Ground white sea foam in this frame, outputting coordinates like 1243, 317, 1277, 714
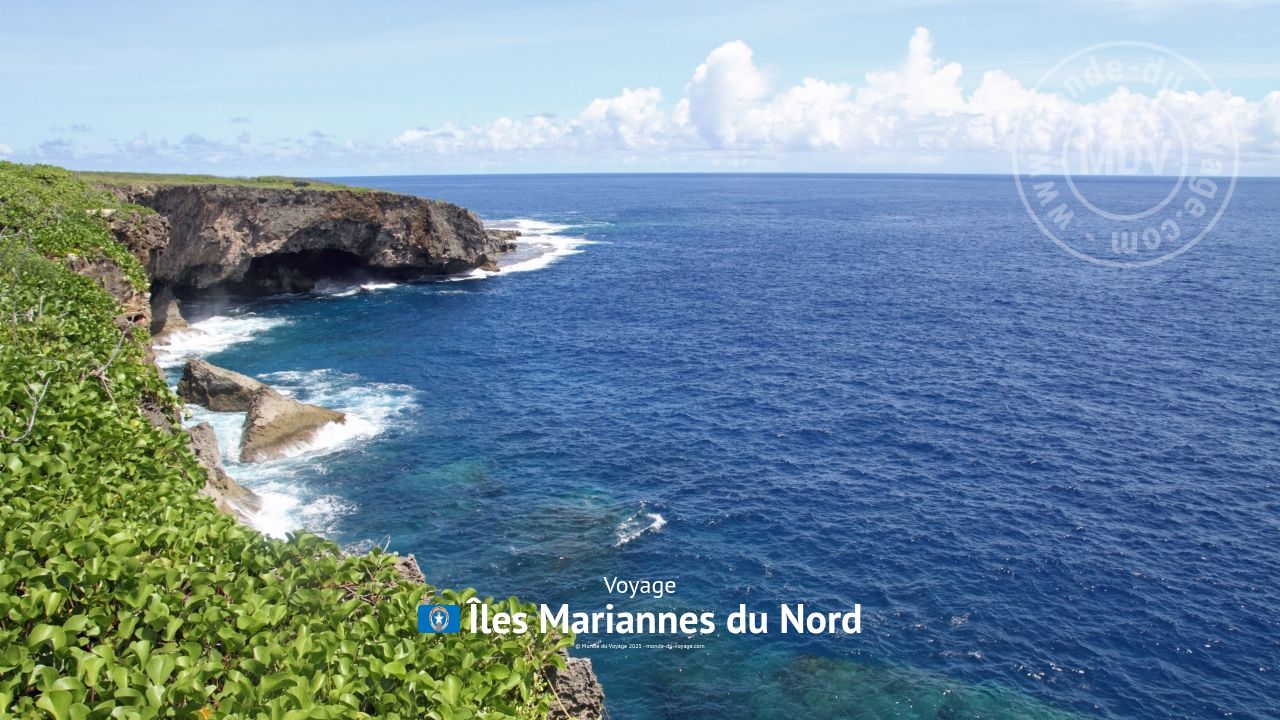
614, 511, 667, 547
448, 268, 490, 282
247, 487, 357, 540
239, 369, 414, 462
183, 369, 415, 537
155, 314, 287, 368
167, 216, 589, 537
448, 218, 595, 281
489, 218, 574, 235
261, 369, 415, 429
312, 280, 401, 298
312, 279, 357, 297
186, 404, 249, 463
315, 284, 360, 298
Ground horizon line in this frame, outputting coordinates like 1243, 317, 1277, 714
35, 162, 1280, 181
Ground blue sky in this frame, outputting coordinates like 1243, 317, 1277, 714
2, 0, 1278, 174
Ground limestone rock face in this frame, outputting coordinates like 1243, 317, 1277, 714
240, 386, 345, 463
113, 184, 510, 298
177, 358, 264, 412
139, 390, 181, 432
66, 209, 168, 332
186, 422, 261, 521
394, 555, 426, 585
150, 286, 188, 338
486, 228, 520, 251
64, 252, 151, 329
108, 209, 170, 268
547, 653, 606, 720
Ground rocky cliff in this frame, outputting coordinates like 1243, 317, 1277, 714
90, 180, 606, 719
68, 208, 170, 331
109, 184, 513, 303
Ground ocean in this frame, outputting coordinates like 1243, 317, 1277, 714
156, 174, 1279, 719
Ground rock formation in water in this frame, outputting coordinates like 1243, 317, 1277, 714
240, 386, 346, 463
106, 184, 513, 302
177, 358, 265, 411
150, 286, 188, 337
186, 422, 262, 521
88, 179, 606, 713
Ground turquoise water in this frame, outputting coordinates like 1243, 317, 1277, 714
164, 175, 1280, 719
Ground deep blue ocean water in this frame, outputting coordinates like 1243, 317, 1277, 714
171, 175, 1279, 719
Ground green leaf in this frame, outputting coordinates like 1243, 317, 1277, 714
62, 615, 90, 633
36, 689, 72, 720
28, 624, 66, 651
0, 171, 566, 717
441, 674, 461, 706
144, 655, 174, 686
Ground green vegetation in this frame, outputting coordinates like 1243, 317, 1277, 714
1, 164, 152, 289
0, 163, 568, 718
75, 171, 369, 193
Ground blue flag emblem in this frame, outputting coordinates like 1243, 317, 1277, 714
418, 604, 461, 633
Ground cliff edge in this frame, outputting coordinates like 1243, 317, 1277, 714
107, 183, 512, 304
2, 162, 600, 718
94, 175, 605, 719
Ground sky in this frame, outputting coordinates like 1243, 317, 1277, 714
2, 0, 1279, 175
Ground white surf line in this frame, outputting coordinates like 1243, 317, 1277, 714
167, 216, 587, 534
154, 313, 288, 369
449, 217, 597, 281
184, 370, 415, 539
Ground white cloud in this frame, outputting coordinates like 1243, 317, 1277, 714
0, 143, 13, 157
683, 40, 771, 147
579, 87, 669, 149
1247, 90, 1280, 154
858, 27, 965, 116
10, 28, 1280, 173
751, 78, 857, 149
384, 26, 1273, 169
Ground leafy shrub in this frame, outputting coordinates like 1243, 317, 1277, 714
0, 163, 569, 718
0, 162, 150, 289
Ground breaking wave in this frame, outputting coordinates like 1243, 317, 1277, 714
615, 510, 667, 547
182, 367, 415, 538
154, 313, 287, 368
450, 218, 595, 281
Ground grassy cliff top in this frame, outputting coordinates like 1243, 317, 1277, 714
75, 170, 371, 192
1, 162, 567, 718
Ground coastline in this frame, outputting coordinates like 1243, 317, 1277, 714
0, 162, 604, 718
130, 179, 608, 718
149, 215, 594, 538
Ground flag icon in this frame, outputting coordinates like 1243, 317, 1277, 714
418, 604, 461, 633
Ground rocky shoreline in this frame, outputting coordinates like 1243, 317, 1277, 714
78, 179, 606, 720
105, 182, 517, 322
